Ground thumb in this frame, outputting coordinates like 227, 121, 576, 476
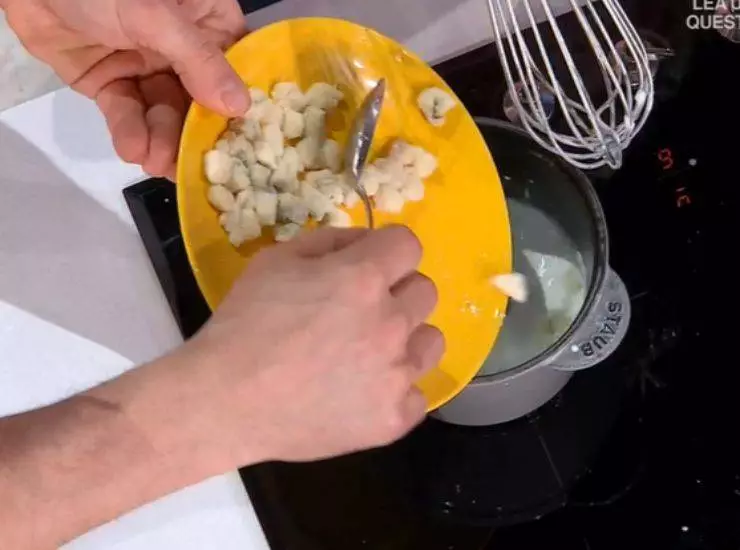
136, 4, 250, 117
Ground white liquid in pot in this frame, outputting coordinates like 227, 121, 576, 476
478, 199, 588, 376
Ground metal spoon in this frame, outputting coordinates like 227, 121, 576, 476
344, 78, 386, 229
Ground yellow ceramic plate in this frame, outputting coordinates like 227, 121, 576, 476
177, 18, 512, 411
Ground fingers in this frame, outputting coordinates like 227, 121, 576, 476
97, 73, 188, 179
391, 273, 438, 329
96, 80, 148, 165
142, 104, 180, 179
399, 387, 429, 430
389, 326, 445, 436
405, 324, 446, 377
139, 73, 189, 179
290, 227, 369, 257
340, 225, 423, 287
132, 3, 249, 117
73, 50, 151, 99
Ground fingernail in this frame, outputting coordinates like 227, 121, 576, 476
221, 81, 250, 115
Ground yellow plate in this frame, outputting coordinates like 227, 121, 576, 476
177, 17, 512, 411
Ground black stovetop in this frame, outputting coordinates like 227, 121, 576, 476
123, 6, 740, 549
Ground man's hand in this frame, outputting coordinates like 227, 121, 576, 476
3, 0, 249, 180
186, 225, 444, 463
0, 226, 443, 548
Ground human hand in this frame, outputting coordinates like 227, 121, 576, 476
180, 225, 444, 465
3, 0, 249, 180
0, 225, 442, 547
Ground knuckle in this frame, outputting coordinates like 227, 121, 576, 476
115, 139, 147, 166
416, 273, 439, 307
428, 327, 447, 358
355, 260, 386, 294
381, 310, 412, 348
194, 43, 223, 67
339, 260, 386, 302
172, 40, 223, 78
379, 407, 411, 444
387, 368, 412, 395
384, 417, 410, 443
369, 371, 415, 444
388, 225, 422, 258
388, 224, 420, 245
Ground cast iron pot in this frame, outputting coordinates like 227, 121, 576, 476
434, 118, 631, 427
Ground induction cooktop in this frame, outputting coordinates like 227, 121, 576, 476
123, 3, 740, 549
238, 0, 282, 13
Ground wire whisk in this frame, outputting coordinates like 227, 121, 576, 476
486, 0, 655, 170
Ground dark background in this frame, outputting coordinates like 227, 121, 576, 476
238, 0, 282, 14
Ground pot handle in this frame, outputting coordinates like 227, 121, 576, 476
548, 268, 632, 372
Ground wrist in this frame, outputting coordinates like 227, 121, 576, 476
97, 346, 269, 476
1, 366, 223, 548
